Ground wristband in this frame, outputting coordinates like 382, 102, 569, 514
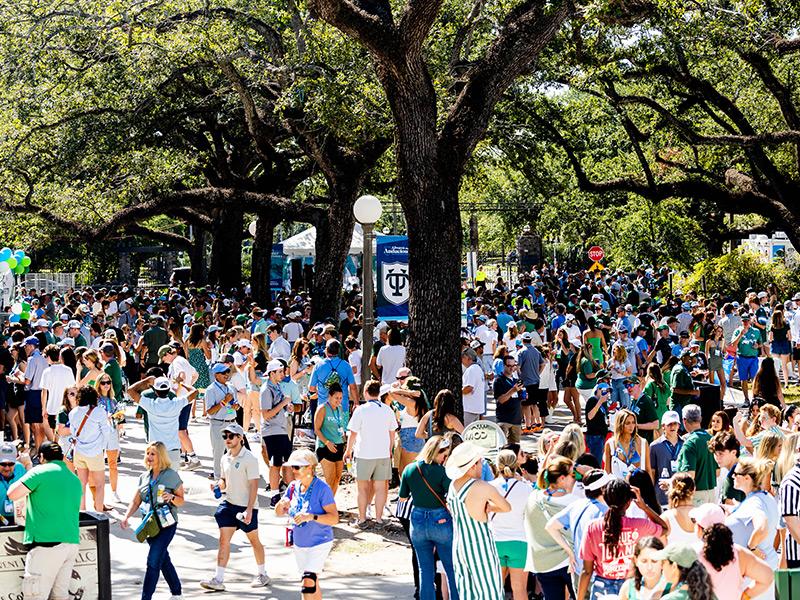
313, 515, 318, 521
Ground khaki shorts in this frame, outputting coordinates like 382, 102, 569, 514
355, 457, 391, 481
498, 423, 521, 444
73, 450, 105, 472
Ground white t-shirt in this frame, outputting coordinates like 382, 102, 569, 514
477, 327, 498, 353
282, 322, 304, 343
41, 364, 76, 415
462, 363, 486, 415
168, 355, 198, 385
347, 400, 397, 460
348, 349, 363, 385
269, 336, 292, 362
376, 344, 406, 384
221, 447, 260, 508
489, 477, 533, 542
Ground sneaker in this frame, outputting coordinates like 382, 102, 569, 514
544, 415, 555, 424
530, 424, 544, 433
169, 596, 184, 600
270, 494, 281, 508
185, 457, 201, 471
110, 491, 121, 504
251, 573, 271, 588
200, 576, 226, 591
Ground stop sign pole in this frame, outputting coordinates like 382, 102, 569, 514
588, 246, 605, 272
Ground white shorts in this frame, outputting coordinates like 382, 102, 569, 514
106, 427, 120, 452
293, 541, 333, 574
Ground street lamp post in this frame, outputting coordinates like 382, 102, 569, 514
353, 194, 383, 385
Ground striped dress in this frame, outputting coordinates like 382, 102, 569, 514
447, 479, 504, 600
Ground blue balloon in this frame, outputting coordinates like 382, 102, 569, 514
8, 314, 19, 323
13, 250, 24, 259
0, 248, 10, 261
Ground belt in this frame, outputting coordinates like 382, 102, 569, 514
211, 418, 236, 423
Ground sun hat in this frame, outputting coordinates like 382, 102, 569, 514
445, 442, 484, 480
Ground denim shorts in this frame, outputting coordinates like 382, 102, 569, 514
737, 356, 759, 381
772, 340, 791, 355
399, 427, 424, 453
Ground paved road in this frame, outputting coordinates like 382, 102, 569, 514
106, 414, 412, 599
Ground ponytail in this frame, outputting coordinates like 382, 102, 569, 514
679, 561, 713, 600
603, 479, 633, 556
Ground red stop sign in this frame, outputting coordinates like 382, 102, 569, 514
588, 246, 604, 262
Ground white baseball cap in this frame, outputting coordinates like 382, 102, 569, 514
661, 410, 681, 426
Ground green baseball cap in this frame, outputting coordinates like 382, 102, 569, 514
652, 543, 698, 568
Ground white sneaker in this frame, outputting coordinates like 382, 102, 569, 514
200, 576, 225, 591
544, 415, 555, 424
251, 573, 271, 588
185, 457, 201, 471
170, 596, 183, 600
110, 491, 121, 504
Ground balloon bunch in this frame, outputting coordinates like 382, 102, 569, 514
9, 300, 32, 323
0, 248, 30, 275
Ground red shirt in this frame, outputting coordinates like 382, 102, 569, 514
579, 516, 662, 580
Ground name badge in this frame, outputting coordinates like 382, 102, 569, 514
670, 460, 678, 472
337, 427, 345, 437
4, 499, 12, 514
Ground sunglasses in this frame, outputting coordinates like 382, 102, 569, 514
0, 462, 14, 467
733, 471, 751, 477
624, 383, 635, 389
221, 433, 240, 440
396, 375, 409, 381
290, 465, 306, 471
100, 381, 112, 385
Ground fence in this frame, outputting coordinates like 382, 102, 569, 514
19, 272, 80, 293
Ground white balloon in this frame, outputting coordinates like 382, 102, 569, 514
11, 302, 22, 314
0, 262, 9, 274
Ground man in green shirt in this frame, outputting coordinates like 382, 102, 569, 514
732, 314, 762, 403
138, 315, 169, 368
676, 404, 717, 504
101, 343, 125, 399
8, 442, 82, 600
626, 375, 659, 443
669, 350, 700, 417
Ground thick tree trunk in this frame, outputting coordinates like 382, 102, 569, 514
209, 209, 244, 290
311, 193, 356, 323
250, 215, 276, 306
189, 228, 207, 284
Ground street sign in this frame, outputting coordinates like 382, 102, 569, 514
588, 246, 604, 262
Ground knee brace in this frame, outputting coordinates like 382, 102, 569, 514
301, 571, 318, 594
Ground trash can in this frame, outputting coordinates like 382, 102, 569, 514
775, 568, 800, 599
0, 511, 112, 599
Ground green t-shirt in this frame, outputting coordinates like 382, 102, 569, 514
143, 326, 169, 364
676, 430, 717, 492
631, 392, 659, 443
576, 358, 597, 390
398, 462, 450, 510
643, 381, 671, 423
720, 463, 746, 503
104, 360, 124, 400
19, 461, 82, 544
734, 326, 761, 357
661, 584, 690, 600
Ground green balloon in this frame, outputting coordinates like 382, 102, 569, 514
23, 265, 29, 273
14, 265, 24, 274
21, 256, 31, 267
6, 257, 17, 269
21, 301, 30, 311
19, 311, 29, 320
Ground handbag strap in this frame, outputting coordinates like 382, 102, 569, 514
74, 406, 94, 438
416, 463, 449, 512
490, 479, 519, 521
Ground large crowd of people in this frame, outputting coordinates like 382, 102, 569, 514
0, 264, 799, 599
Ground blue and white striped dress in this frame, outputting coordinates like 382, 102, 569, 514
447, 479, 503, 600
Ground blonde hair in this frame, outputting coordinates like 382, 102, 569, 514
754, 431, 783, 461
612, 344, 627, 363
560, 423, 587, 457
82, 349, 101, 368
737, 456, 774, 491
537, 455, 573, 490
144, 441, 172, 471
760, 404, 781, 424
419, 435, 449, 464
668, 473, 695, 507
536, 428, 555, 457
496, 449, 518, 478
775, 432, 800, 481
252, 332, 269, 355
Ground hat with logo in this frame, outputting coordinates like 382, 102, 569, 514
222, 423, 245, 436
23, 336, 39, 346
152, 377, 171, 391
661, 410, 681, 426
211, 363, 231, 375
0, 442, 17, 464
266, 359, 284, 373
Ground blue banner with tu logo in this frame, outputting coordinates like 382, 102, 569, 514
376, 235, 409, 322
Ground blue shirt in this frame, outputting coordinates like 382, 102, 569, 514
0, 463, 26, 517
517, 343, 542, 386
496, 312, 514, 334
554, 498, 607, 573
25, 349, 48, 390
204, 380, 237, 421
283, 477, 335, 548
310, 357, 356, 413
726, 491, 780, 566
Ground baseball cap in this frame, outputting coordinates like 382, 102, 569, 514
222, 423, 245, 436
661, 410, 681, 426
688, 503, 725, 529
23, 336, 39, 346
183, 314, 192, 323
208, 325, 222, 333
35, 318, 49, 328
741, 313, 751, 321
652, 543, 698, 569
285, 449, 318, 467
521, 332, 532, 342
679, 330, 690, 338
679, 348, 693, 359
236, 339, 252, 349
624, 375, 639, 384
375, 321, 389, 331
656, 324, 669, 331
595, 369, 610, 380
157, 345, 174, 359
469, 339, 484, 349
67, 320, 81, 329
210, 363, 231, 375
758, 291, 768, 298
266, 359, 283, 373
152, 377, 171, 391
58, 338, 76, 347
0, 442, 17, 464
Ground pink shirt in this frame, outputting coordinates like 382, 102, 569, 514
698, 543, 745, 600
580, 516, 662, 580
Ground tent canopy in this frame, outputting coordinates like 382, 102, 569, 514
281, 224, 364, 258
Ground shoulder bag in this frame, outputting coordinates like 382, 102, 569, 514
65, 406, 95, 462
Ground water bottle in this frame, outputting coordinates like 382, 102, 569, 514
236, 511, 247, 522
212, 484, 222, 499
157, 484, 165, 504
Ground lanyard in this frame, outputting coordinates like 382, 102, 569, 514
0, 474, 13, 493
328, 405, 343, 429
290, 478, 316, 519
616, 437, 638, 465
664, 439, 681, 461
369, 400, 382, 407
